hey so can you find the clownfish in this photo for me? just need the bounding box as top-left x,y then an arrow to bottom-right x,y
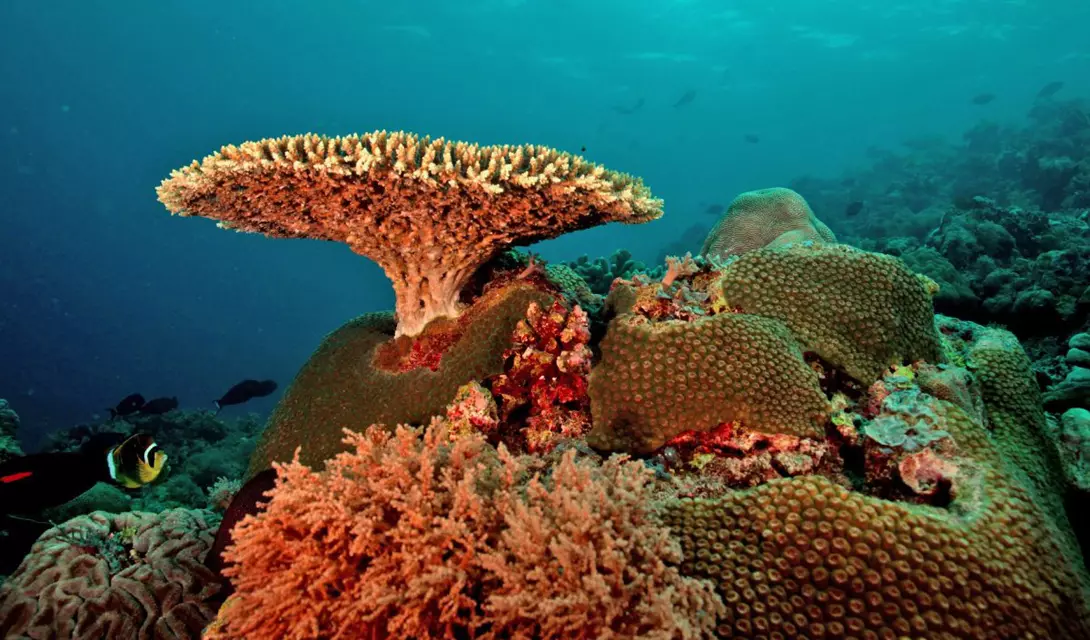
0,433 -> 167,515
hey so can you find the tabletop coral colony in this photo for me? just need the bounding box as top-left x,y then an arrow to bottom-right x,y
2,127 -> 1090,640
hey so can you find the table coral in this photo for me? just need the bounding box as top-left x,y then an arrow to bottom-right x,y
0,509 -> 221,639
157,131 -> 661,337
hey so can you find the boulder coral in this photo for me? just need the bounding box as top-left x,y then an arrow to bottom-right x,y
701,187 -> 836,262
587,312 -> 829,454
717,243 -> 944,383
249,281 -> 556,476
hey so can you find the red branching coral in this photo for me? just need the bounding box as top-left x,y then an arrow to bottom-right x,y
0,509 -> 221,639
207,421 -> 723,640
488,301 -> 592,452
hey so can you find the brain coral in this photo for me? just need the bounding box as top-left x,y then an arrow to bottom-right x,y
249,280 -> 556,477
586,313 -> 829,454
157,131 -> 661,337
667,398 -> 1090,639
0,509 -> 221,639
701,188 -> 836,262
209,421 -> 724,640
718,243 -> 944,384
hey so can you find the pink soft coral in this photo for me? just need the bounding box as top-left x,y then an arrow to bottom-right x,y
207,420 -> 722,639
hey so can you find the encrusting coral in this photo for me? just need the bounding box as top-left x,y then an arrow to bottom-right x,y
248,280 -> 557,476
701,187 -> 836,262
157,131 -> 662,337
0,509 -> 221,639
206,421 -> 724,640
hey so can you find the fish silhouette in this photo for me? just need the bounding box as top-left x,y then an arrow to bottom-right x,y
1036,81 -> 1064,100
673,90 -> 697,108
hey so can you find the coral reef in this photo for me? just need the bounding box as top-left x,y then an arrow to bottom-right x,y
158,132 -> 661,337
134,116 -> 1090,637
0,399 -> 22,463
890,199 -> 1090,337
207,422 -> 723,640
0,509 -> 221,639
1045,332 -> 1090,413
788,99 -> 1090,350
567,249 -> 655,296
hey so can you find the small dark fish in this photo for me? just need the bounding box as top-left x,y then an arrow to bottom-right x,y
139,396 -> 179,415
612,97 -> 645,115
108,393 -> 145,418
0,433 -> 167,515
580,146 -> 586,153
215,379 -> 278,412
1036,81 -> 1064,99
970,93 -> 996,105
673,89 -> 697,108
704,204 -> 725,216
743,133 -> 760,144
844,201 -> 865,217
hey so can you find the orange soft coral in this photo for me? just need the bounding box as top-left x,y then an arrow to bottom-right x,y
208,421 -> 723,640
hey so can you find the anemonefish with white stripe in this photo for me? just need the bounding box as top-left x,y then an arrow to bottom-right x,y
0,433 -> 167,515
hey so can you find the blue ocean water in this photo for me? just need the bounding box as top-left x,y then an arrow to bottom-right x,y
1,0 -> 1088,447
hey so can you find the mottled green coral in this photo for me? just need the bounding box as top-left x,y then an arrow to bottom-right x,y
717,243 -> 944,384
586,313 -> 829,454
249,282 -> 557,476
701,187 -> 836,261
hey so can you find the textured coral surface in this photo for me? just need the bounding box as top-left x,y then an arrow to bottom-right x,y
249,281 -> 555,476
0,509 -> 221,640
717,244 -> 944,383
587,312 -> 829,454
701,187 -> 836,261
667,399 -> 1090,639
157,131 -> 661,336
